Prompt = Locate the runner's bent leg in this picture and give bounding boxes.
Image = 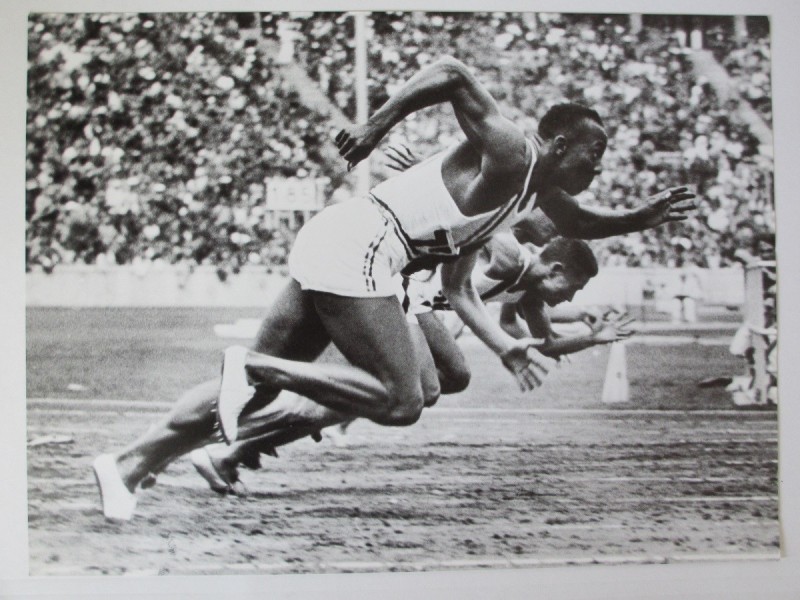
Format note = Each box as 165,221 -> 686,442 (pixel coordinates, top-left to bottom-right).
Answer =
202,321 -> 439,483
239,292 -> 427,426
410,319 -> 441,406
112,279 -> 330,491
418,312 -> 471,394
227,393 -> 348,460
205,316 -> 459,485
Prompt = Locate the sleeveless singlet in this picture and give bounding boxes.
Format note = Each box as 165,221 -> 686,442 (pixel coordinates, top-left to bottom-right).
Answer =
369,139 -> 540,275
420,243 -> 534,311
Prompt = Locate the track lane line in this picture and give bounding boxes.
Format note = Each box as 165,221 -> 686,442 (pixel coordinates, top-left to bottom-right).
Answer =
26,398 -> 779,418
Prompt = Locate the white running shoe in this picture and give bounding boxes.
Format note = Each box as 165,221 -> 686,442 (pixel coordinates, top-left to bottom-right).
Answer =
216,346 -> 256,444
93,454 -> 137,521
189,447 -> 244,495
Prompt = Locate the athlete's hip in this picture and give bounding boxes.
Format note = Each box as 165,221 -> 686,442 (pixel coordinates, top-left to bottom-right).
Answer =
288,198 -> 410,297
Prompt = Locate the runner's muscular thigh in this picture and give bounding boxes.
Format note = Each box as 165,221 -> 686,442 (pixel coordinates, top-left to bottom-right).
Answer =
311,292 -> 424,402
252,279 -> 331,361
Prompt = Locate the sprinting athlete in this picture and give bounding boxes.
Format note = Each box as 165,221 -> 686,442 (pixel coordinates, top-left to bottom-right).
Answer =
214,55 -> 694,442
94,56 -> 693,520
190,236 -> 634,493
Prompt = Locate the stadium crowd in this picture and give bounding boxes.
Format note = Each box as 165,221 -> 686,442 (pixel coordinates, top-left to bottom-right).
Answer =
26,12 -> 774,276
26,13 -> 331,274
705,22 -> 772,126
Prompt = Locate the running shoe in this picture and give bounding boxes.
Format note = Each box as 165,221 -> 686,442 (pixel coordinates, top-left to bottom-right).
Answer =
216,346 -> 255,443
93,454 -> 137,521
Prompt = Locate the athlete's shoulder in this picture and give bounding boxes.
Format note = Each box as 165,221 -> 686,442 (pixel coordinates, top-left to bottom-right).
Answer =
483,233 -> 526,281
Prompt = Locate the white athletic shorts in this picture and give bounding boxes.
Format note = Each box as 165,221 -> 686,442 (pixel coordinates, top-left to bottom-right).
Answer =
289,198 -> 409,297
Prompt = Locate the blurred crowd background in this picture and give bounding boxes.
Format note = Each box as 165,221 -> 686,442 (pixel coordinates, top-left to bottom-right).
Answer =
26,12 -> 775,278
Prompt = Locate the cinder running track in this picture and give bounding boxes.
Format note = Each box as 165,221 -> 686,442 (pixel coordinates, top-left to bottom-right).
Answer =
26,308 -> 779,576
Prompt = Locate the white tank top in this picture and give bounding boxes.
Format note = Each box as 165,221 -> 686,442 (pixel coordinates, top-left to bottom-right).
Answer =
416,243 -> 533,311
369,139 -> 539,274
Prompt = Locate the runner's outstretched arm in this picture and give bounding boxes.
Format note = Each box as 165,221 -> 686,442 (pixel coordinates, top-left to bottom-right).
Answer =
441,252 -> 552,392
518,297 -> 635,357
536,185 -> 698,240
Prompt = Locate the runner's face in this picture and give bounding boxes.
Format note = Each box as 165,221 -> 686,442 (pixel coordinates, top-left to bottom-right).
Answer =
553,120 -> 607,195
539,269 -> 591,307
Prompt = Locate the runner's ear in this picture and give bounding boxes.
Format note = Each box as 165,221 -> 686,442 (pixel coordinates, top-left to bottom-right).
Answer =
553,135 -> 567,157
548,261 -> 565,277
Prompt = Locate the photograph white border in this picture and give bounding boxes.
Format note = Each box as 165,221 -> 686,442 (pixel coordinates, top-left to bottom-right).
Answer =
3,0 -> 798,598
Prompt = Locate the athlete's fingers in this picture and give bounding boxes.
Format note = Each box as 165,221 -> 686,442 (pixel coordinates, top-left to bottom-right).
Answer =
526,359 -> 549,383
669,201 -> 697,212
519,374 -> 533,392
335,129 -> 347,144
384,145 -> 401,158
384,149 -> 406,171
384,144 -> 404,160
668,192 -> 696,203
662,186 -> 692,201
670,185 -> 689,193
513,359 -> 541,389
653,187 -> 691,204
667,186 -> 689,197
525,364 -> 543,388
515,371 -> 531,391
518,368 -> 537,391
338,137 -> 356,156
396,143 -> 415,163
337,134 -> 353,151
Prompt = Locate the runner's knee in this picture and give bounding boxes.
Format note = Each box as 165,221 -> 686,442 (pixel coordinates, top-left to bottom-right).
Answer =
441,362 -> 471,394
379,382 -> 425,426
421,368 -> 441,408
423,386 -> 441,408
166,406 -> 214,432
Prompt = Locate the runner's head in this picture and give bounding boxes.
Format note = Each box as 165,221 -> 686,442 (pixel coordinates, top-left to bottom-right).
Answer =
531,237 -> 598,306
538,103 -> 607,195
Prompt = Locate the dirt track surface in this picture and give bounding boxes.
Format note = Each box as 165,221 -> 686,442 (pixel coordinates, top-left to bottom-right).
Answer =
26,308 -> 779,576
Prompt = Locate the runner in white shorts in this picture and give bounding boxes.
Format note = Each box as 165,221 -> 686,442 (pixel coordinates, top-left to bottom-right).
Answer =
93,56 -> 694,520
190,235 -> 637,494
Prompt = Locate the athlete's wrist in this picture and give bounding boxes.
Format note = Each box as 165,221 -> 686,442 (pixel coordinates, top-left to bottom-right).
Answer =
495,333 -> 520,359
368,107 -> 398,141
